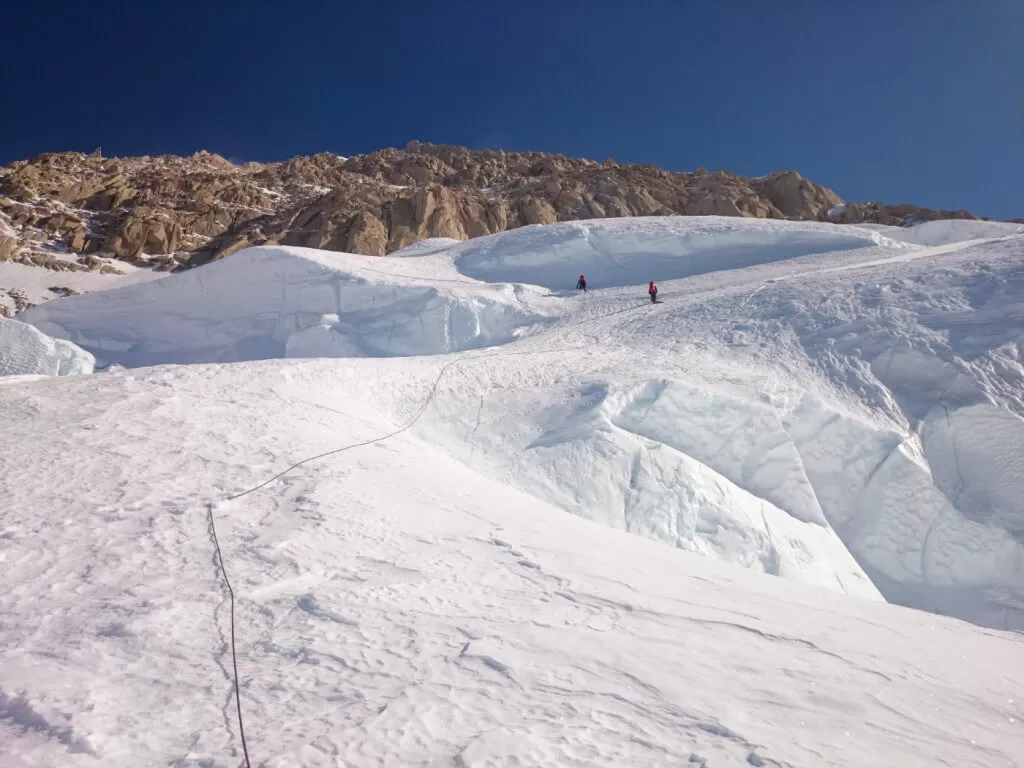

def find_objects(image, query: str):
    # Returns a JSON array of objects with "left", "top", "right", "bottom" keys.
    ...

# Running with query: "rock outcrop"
[
  {"left": 825, "top": 201, "right": 981, "bottom": 226},
  {"left": 0, "top": 141, "right": 1005, "bottom": 277}
]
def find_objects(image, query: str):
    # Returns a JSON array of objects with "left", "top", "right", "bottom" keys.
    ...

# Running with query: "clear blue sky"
[{"left": 2, "top": 1, "right": 1020, "bottom": 218}]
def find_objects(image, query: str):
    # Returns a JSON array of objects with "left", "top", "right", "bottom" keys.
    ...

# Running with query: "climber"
[
  {"left": 648, "top": 281, "right": 658, "bottom": 304},
  {"left": 576, "top": 274, "right": 587, "bottom": 292}
]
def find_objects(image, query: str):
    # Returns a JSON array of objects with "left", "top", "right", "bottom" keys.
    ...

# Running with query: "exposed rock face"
[
  {"left": 756, "top": 170, "right": 844, "bottom": 219},
  {"left": 0, "top": 235, "right": 19, "bottom": 261},
  {"left": 0, "top": 141, "right": 1005, "bottom": 277},
  {"left": 101, "top": 210, "right": 184, "bottom": 260}
]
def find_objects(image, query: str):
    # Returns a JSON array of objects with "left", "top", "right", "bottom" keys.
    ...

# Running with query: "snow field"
[
  {"left": 855, "top": 219, "right": 1024, "bottom": 246},
  {"left": 1, "top": 361, "right": 1022, "bottom": 767},
  {"left": 14, "top": 216, "right": 1024, "bottom": 627},
  {"left": 452, "top": 215, "right": 914, "bottom": 289},
  {"left": 3, "top": 214, "right": 1024, "bottom": 765},
  {"left": 0, "top": 257, "right": 165, "bottom": 312}
]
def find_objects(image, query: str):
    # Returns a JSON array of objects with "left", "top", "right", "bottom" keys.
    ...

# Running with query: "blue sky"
[{"left": 2, "top": 1, "right": 1020, "bottom": 218}]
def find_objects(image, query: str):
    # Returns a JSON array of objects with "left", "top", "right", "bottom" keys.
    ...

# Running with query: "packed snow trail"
[{"left": 2, "top": 362, "right": 1022, "bottom": 767}]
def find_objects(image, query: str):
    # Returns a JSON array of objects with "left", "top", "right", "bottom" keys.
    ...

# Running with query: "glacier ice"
[{"left": 0, "top": 316, "right": 95, "bottom": 377}]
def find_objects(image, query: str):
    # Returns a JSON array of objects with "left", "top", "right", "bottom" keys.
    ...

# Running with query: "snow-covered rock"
[
  {"left": 0, "top": 316, "right": 94, "bottom": 376},
  {"left": 826, "top": 203, "right": 848, "bottom": 219}
]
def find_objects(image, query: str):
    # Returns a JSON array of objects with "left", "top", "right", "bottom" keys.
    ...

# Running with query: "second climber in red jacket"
[{"left": 648, "top": 281, "right": 658, "bottom": 304}]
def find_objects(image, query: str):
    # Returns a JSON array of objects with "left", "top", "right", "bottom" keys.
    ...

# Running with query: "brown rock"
[
  {"left": 520, "top": 197, "right": 558, "bottom": 226},
  {"left": 388, "top": 186, "right": 477, "bottom": 250},
  {"left": 756, "top": 171, "right": 842, "bottom": 219},
  {"left": 208, "top": 231, "right": 265, "bottom": 262},
  {"left": 0, "top": 236, "right": 20, "bottom": 261},
  {"left": 17, "top": 252, "right": 86, "bottom": 271},
  {"left": 48, "top": 286, "right": 82, "bottom": 297},
  {"left": 102, "top": 212, "right": 184, "bottom": 258},
  {"left": 43, "top": 213, "right": 83, "bottom": 235},
  {"left": 70, "top": 227, "right": 89, "bottom": 253},
  {"left": 345, "top": 212, "right": 388, "bottom": 255}
]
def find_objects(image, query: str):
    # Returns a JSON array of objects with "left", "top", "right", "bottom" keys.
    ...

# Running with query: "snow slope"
[
  {"left": 0, "top": 258, "right": 166, "bottom": 316},
  {"left": 18, "top": 215, "right": 1024, "bottom": 627},
  {"left": 5, "top": 215, "right": 1024, "bottom": 765},
  {"left": 855, "top": 219, "right": 1024, "bottom": 246},
  {"left": 0, "top": 316, "right": 95, "bottom": 376},
  {"left": 1, "top": 362, "right": 1022, "bottom": 768},
  {"left": 452, "top": 216, "right": 912, "bottom": 289}
]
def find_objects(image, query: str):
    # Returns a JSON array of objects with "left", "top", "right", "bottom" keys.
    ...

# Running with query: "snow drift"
[{"left": 0, "top": 316, "right": 94, "bottom": 376}]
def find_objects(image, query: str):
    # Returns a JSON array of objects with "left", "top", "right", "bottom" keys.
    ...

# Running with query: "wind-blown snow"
[
  {"left": 0, "top": 316, "right": 94, "bottom": 376},
  {"left": 5, "top": 214, "right": 1024, "bottom": 766}
]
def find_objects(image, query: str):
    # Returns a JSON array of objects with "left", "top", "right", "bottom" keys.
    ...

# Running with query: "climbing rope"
[{"left": 206, "top": 501, "right": 252, "bottom": 768}]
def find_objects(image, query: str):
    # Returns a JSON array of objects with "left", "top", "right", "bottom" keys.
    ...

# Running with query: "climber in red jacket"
[
  {"left": 648, "top": 281, "right": 657, "bottom": 304},
  {"left": 576, "top": 274, "right": 587, "bottom": 292}
]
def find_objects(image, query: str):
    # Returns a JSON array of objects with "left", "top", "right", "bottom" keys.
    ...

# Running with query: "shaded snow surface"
[{"left": 4, "top": 215, "right": 1024, "bottom": 766}]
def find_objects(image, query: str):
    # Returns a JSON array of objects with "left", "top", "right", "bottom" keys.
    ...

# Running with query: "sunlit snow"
[{"left": 3, "top": 215, "right": 1023, "bottom": 767}]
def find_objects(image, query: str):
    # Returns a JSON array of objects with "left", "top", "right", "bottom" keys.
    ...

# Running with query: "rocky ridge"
[{"left": 0, "top": 140, "right": 993, "bottom": 313}]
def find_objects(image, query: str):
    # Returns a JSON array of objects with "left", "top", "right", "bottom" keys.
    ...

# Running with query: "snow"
[
  {"left": 17, "top": 215, "right": 1024, "bottom": 620},
  {"left": 0, "top": 316, "right": 94, "bottom": 376},
  {"left": 391, "top": 237, "right": 463, "bottom": 256},
  {"left": 20, "top": 247, "right": 544, "bottom": 367},
  {"left": 452, "top": 216, "right": 912, "bottom": 290},
  {"left": 4, "top": 214, "right": 1024, "bottom": 766},
  {"left": 856, "top": 219, "right": 1024, "bottom": 246},
  {"left": 2, "top": 361, "right": 1023, "bottom": 767},
  {"left": 0, "top": 259, "right": 166, "bottom": 308}
]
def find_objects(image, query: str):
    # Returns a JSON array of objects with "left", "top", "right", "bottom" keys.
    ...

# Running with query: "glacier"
[
  {"left": 17, "top": 215, "right": 1024, "bottom": 625},
  {"left": 3, "top": 215, "right": 1024, "bottom": 766}
]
